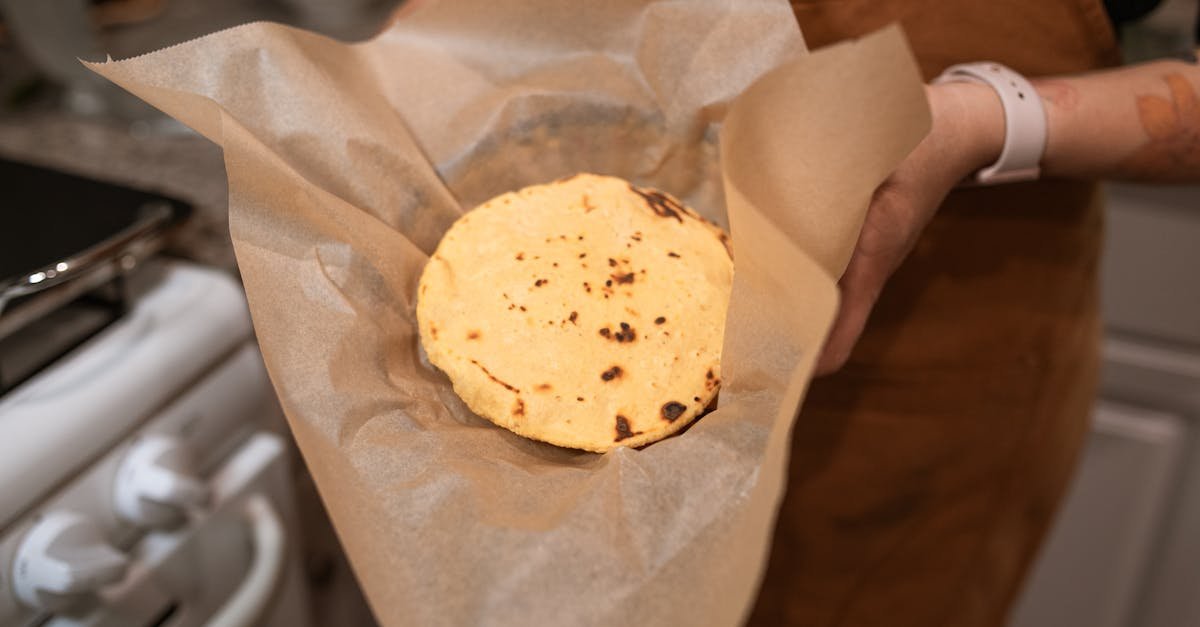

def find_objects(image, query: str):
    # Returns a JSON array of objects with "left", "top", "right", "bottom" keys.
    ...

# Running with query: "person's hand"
[{"left": 815, "top": 82, "right": 1005, "bottom": 375}]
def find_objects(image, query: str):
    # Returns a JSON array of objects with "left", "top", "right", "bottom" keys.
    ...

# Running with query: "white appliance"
[{"left": 0, "top": 260, "right": 313, "bottom": 627}]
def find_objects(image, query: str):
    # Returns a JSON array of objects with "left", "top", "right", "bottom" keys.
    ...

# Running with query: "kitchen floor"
[{"left": 0, "top": 1, "right": 405, "bottom": 624}]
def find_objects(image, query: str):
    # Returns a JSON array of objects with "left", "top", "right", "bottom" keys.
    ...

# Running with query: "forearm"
[
  {"left": 941, "top": 58, "right": 1200, "bottom": 183},
  {"left": 1037, "top": 58, "right": 1200, "bottom": 182}
]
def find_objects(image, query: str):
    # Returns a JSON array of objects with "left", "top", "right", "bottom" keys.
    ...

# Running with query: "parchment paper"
[{"left": 89, "top": 2, "right": 930, "bottom": 624}]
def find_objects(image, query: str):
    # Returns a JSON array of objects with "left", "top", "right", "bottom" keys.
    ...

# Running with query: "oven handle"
[
  {"left": 203, "top": 493, "right": 288, "bottom": 627},
  {"left": 0, "top": 200, "right": 174, "bottom": 316}
]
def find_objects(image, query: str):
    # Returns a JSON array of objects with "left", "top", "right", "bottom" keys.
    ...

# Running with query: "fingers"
[
  {"left": 812, "top": 83, "right": 993, "bottom": 376},
  {"left": 814, "top": 302, "right": 866, "bottom": 375},
  {"left": 814, "top": 185, "right": 913, "bottom": 375},
  {"left": 815, "top": 246, "right": 883, "bottom": 375}
]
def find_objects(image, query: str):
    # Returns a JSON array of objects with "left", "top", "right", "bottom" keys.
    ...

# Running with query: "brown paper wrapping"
[{"left": 89, "top": 2, "right": 929, "bottom": 624}]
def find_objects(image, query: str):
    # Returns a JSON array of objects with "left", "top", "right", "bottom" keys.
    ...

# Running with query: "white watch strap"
[{"left": 933, "top": 62, "right": 1047, "bottom": 185}]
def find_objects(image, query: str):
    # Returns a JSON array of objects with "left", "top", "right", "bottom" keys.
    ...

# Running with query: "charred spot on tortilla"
[
  {"left": 615, "top": 415, "right": 637, "bottom": 442},
  {"left": 629, "top": 184, "right": 685, "bottom": 222},
  {"left": 601, "top": 365, "right": 623, "bottom": 381},
  {"left": 661, "top": 401, "right": 687, "bottom": 422},
  {"left": 469, "top": 359, "right": 520, "bottom": 394}
]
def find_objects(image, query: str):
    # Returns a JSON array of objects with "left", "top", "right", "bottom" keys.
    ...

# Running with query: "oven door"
[{"left": 45, "top": 433, "right": 312, "bottom": 627}]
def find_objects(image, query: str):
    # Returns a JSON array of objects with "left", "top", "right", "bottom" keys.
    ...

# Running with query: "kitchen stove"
[
  {"left": 0, "top": 156, "right": 185, "bottom": 393},
  {"left": 0, "top": 158, "right": 313, "bottom": 626}
]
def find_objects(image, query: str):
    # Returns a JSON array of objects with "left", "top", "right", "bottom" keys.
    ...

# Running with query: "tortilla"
[{"left": 416, "top": 173, "right": 732, "bottom": 452}]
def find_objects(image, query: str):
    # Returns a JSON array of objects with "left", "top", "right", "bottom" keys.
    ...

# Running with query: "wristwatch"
[{"left": 933, "top": 62, "right": 1047, "bottom": 185}]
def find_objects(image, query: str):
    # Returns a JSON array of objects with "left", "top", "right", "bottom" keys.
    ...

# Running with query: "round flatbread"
[{"left": 416, "top": 173, "right": 732, "bottom": 452}]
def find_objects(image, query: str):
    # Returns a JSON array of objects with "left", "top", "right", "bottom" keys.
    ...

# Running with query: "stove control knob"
[
  {"left": 12, "top": 511, "right": 129, "bottom": 611},
  {"left": 113, "top": 434, "right": 209, "bottom": 528}
]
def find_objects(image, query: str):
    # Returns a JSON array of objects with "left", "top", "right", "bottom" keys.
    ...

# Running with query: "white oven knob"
[
  {"left": 12, "top": 511, "right": 129, "bottom": 611},
  {"left": 113, "top": 434, "right": 209, "bottom": 528}
]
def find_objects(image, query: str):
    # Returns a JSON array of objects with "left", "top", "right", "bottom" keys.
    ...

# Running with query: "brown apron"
[{"left": 748, "top": 2, "right": 1120, "bottom": 626}]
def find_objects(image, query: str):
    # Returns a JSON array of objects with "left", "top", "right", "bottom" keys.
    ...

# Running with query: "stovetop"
[{"left": 0, "top": 157, "right": 191, "bottom": 394}]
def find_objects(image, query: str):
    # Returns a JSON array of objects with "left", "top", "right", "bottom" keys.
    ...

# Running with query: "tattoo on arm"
[{"left": 1118, "top": 73, "right": 1200, "bottom": 181}]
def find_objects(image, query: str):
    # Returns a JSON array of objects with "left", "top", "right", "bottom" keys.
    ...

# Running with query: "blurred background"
[
  {"left": 1009, "top": 2, "right": 1200, "bottom": 627},
  {"left": 0, "top": 2, "right": 400, "bottom": 626},
  {"left": 0, "top": 1, "right": 1197, "bottom": 626}
]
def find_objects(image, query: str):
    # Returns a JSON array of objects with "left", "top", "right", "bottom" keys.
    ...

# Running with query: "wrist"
[
  {"left": 928, "top": 81, "right": 1006, "bottom": 178},
  {"left": 1030, "top": 78, "right": 1076, "bottom": 177}
]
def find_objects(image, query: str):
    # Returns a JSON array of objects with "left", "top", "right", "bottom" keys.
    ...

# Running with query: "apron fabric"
[{"left": 747, "top": 2, "right": 1120, "bottom": 626}]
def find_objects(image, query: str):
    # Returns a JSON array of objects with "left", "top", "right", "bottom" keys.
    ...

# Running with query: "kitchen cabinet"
[{"left": 1010, "top": 184, "right": 1200, "bottom": 627}]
